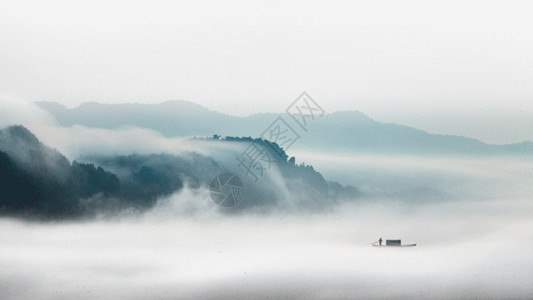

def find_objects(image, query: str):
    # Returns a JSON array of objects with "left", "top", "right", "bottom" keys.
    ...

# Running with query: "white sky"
[{"left": 1, "top": 0, "right": 532, "bottom": 144}]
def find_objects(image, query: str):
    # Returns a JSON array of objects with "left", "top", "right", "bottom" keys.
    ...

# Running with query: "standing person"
[{"left": 379, "top": 238, "right": 382, "bottom": 246}]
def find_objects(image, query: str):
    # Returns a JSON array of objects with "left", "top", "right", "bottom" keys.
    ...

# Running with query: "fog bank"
[{"left": 1, "top": 195, "right": 532, "bottom": 299}]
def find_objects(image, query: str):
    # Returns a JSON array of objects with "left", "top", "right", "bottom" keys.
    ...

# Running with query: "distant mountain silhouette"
[
  {"left": 0, "top": 126, "right": 359, "bottom": 219},
  {"left": 37, "top": 100, "right": 238, "bottom": 137},
  {"left": 37, "top": 101, "right": 533, "bottom": 155}
]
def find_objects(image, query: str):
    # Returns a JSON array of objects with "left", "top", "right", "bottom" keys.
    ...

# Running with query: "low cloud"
[
  {"left": 1, "top": 96, "right": 532, "bottom": 299},
  {"left": 1, "top": 194, "right": 532, "bottom": 299},
  {"left": 0, "top": 94, "right": 56, "bottom": 130},
  {"left": 2, "top": 154, "right": 533, "bottom": 299},
  {"left": 0, "top": 95, "right": 244, "bottom": 162}
]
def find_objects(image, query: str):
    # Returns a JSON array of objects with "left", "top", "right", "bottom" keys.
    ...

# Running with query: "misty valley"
[
  {"left": 3, "top": 2, "right": 533, "bottom": 298},
  {"left": 1, "top": 103, "right": 532, "bottom": 299}
]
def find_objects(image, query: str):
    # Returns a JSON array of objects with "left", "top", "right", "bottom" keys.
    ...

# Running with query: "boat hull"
[{"left": 372, "top": 244, "right": 417, "bottom": 247}]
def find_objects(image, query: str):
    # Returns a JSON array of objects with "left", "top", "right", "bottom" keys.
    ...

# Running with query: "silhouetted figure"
[{"left": 379, "top": 238, "right": 382, "bottom": 246}]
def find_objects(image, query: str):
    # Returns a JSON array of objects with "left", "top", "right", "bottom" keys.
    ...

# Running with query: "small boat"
[{"left": 372, "top": 239, "right": 416, "bottom": 247}]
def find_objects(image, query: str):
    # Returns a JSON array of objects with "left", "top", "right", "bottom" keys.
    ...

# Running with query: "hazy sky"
[{"left": 1, "top": 0, "right": 532, "bottom": 143}]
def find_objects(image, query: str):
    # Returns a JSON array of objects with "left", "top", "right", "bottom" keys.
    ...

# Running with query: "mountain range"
[
  {"left": 37, "top": 100, "right": 533, "bottom": 155},
  {"left": 0, "top": 126, "right": 358, "bottom": 219}
]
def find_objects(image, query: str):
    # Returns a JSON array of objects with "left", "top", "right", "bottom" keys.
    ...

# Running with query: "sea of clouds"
[{"left": 1, "top": 95, "right": 532, "bottom": 299}]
